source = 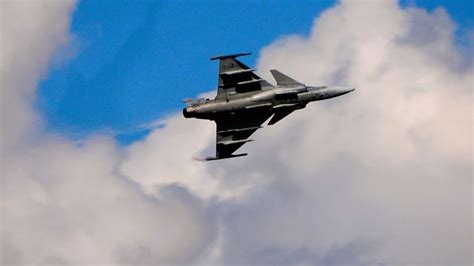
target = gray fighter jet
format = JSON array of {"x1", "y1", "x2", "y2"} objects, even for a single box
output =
[{"x1": 183, "y1": 53, "x2": 354, "y2": 161}]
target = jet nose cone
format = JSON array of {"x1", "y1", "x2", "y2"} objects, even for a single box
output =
[{"x1": 338, "y1": 87, "x2": 355, "y2": 96}]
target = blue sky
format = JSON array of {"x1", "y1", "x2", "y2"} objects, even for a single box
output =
[{"x1": 37, "y1": 0, "x2": 473, "y2": 144}]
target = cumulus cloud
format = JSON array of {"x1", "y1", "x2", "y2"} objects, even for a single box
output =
[
  {"x1": 1, "y1": 1, "x2": 211, "y2": 265},
  {"x1": 124, "y1": 0, "x2": 472, "y2": 265},
  {"x1": 1, "y1": 0, "x2": 472, "y2": 265}
]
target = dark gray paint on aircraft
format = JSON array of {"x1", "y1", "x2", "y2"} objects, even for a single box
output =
[{"x1": 183, "y1": 53, "x2": 355, "y2": 161}]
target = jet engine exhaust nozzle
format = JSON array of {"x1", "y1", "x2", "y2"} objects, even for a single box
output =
[{"x1": 183, "y1": 106, "x2": 196, "y2": 118}]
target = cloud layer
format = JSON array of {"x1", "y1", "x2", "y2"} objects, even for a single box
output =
[
  {"x1": 1, "y1": 1, "x2": 211, "y2": 264},
  {"x1": 1, "y1": 0, "x2": 472, "y2": 265}
]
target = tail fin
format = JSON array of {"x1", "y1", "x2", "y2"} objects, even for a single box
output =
[{"x1": 270, "y1": 69, "x2": 303, "y2": 86}]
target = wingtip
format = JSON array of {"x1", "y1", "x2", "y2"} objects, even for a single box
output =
[
  {"x1": 193, "y1": 153, "x2": 248, "y2": 162},
  {"x1": 210, "y1": 52, "x2": 252, "y2": 61}
]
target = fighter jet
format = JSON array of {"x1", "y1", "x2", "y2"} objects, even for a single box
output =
[{"x1": 183, "y1": 52, "x2": 354, "y2": 161}]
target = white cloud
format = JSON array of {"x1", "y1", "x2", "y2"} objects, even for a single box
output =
[
  {"x1": 2, "y1": 137, "x2": 211, "y2": 264},
  {"x1": 1, "y1": 2, "x2": 212, "y2": 265},
  {"x1": 1, "y1": 0, "x2": 472, "y2": 265},
  {"x1": 216, "y1": 1, "x2": 472, "y2": 264},
  {"x1": 0, "y1": 1, "x2": 74, "y2": 152}
]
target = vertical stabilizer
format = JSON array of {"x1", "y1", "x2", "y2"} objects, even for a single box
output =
[{"x1": 270, "y1": 69, "x2": 303, "y2": 86}]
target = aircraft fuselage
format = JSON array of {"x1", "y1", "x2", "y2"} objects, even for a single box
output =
[{"x1": 183, "y1": 85, "x2": 354, "y2": 120}]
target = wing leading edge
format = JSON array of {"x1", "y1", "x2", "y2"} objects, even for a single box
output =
[
  {"x1": 211, "y1": 53, "x2": 273, "y2": 99},
  {"x1": 205, "y1": 112, "x2": 272, "y2": 160}
]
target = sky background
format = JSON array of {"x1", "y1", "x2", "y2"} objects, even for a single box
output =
[
  {"x1": 37, "y1": 0, "x2": 473, "y2": 144},
  {"x1": 2, "y1": 0, "x2": 472, "y2": 265}
]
